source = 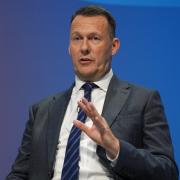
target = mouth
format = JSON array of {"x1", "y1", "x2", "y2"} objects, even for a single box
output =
[{"x1": 79, "y1": 57, "x2": 93, "y2": 65}]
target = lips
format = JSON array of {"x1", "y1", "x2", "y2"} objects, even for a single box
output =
[{"x1": 79, "y1": 57, "x2": 93, "y2": 64}]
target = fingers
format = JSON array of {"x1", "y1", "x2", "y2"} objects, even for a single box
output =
[
  {"x1": 75, "y1": 99, "x2": 120, "y2": 157},
  {"x1": 74, "y1": 120, "x2": 96, "y2": 140},
  {"x1": 77, "y1": 98, "x2": 109, "y2": 133},
  {"x1": 93, "y1": 116, "x2": 110, "y2": 134},
  {"x1": 78, "y1": 98, "x2": 95, "y2": 118},
  {"x1": 73, "y1": 120, "x2": 89, "y2": 133}
]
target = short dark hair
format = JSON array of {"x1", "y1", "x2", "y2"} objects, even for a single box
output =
[{"x1": 70, "y1": 5, "x2": 116, "y2": 38}]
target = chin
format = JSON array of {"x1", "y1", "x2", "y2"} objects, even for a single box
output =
[{"x1": 77, "y1": 71, "x2": 96, "y2": 81}]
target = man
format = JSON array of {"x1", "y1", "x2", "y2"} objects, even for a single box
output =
[{"x1": 6, "y1": 5, "x2": 179, "y2": 180}]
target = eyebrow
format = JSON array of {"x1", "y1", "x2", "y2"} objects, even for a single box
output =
[{"x1": 71, "y1": 32, "x2": 101, "y2": 37}]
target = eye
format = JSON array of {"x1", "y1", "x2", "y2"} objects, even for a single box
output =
[
  {"x1": 72, "y1": 35, "x2": 81, "y2": 41},
  {"x1": 93, "y1": 36, "x2": 100, "y2": 40},
  {"x1": 89, "y1": 35, "x2": 101, "y2": 43}
]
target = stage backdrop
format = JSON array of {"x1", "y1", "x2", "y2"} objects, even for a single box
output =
[{"x1": 0, "y1": 0, "x2": 179, "y2": 179}]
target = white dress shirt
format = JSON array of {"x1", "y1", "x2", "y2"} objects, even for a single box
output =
[{"x1": 52, "y1": 69, "x2": 113, "y2": 180}]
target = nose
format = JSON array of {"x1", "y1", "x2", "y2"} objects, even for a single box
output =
[{"x1": 80, "y1": 38, "x2": 90, "y2": 55}]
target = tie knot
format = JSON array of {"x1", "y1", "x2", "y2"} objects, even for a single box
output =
[
  {"x1": 82, "y1": 82, "x2": 98, "y2": 102},
  {"x1": 82, "y1": 82, "x2": 98, "y2": 92}
]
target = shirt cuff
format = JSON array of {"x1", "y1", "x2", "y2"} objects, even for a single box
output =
[{"x1": 106, "y1": 148, "x2": 120, "y2": 167}]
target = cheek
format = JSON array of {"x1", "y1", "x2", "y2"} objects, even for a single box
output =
[
  {"x1": 95, "y1": 49, "x2": 112, "y2": 65},
  {"x1": 95, "y1": 43, "x2": 112, "y2": 56},
  {"x1": 69, "y1": 45, "x2": 79, "y2": 56},
  {"x1": 71, "y1": 58, "x2": 78, "y2": 69},
  {"x1": 69, "y1": 48, "x2": 78, "y2": 61}
]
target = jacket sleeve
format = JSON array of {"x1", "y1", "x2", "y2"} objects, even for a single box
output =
[
  {"x1": 97, "y1": 90, "x2": 179, "y2": 180},
  {"x1": 6, "y1": 105, "x2": 37, "y2": 180}
]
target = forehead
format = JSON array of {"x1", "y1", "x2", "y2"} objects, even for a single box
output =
[{"x1": 70, "y1": 15, "x2": 109, "y2": 34}]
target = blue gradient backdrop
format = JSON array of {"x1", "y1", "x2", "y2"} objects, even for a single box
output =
[{"x1": 1, "y1": 0, "x2": 179, "y2": 179}]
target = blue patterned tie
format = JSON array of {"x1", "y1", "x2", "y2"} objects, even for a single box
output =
[{"x1": 61, "y1": 82, "x2": 97, "y2": 180}]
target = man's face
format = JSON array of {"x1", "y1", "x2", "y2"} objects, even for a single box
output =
[{"x1": 69, "y1": 15, "x2": 120, "y2": 81}]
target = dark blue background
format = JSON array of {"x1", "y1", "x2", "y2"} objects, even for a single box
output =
[{"x1": 1, "y1": 0, "x2": 179, "y2": 179}]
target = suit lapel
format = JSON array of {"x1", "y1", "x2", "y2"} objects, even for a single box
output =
[
  {"x1": 47, "y1": 85, "x2": 73, "y2": 171},
  {"x1": 102, "y1": 75, "x2": 131, "y2": 127},
  {"x1": 97, "y1": 75, "x2": 131, "y2": 170}
]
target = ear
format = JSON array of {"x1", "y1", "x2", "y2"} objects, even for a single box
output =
[{"x1": 112, "y1": 38, "x2": 120, "y2": 55}]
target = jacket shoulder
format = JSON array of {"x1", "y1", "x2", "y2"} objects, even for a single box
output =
[
  {"x1": 112, "y1": 75, "x2": 157, "y2": 95},
  {"x1": 30, "y1": 87, "x2": 72, "y2": 117}
]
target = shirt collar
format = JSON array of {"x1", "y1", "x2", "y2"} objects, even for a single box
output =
[{"x1": 74, "y1": 69, "x2": 113, "y2": 93}]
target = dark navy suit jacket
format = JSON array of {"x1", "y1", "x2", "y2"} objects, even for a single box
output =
[{"x1": 6, "y1": 75, "x2": 179, "y2": 180}]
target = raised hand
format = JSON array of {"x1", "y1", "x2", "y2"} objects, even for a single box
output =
[{"x1": 73, "y1": 98, "x2": 120, "y2": 159}]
